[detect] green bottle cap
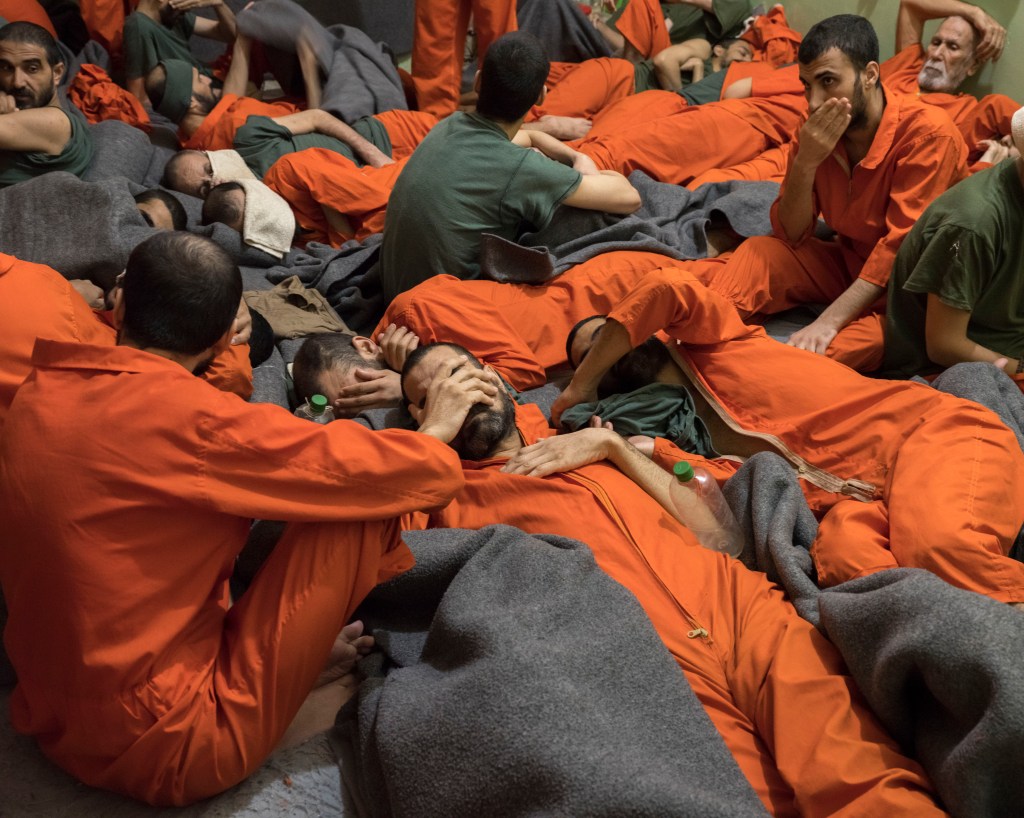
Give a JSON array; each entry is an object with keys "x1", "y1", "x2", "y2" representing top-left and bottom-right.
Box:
[
  {"x1": 310, "y1": 394, "x2": 329, "y2": 416},
  {"x1": 673, "y1": 461, "x2": 694, "y2": 482}
]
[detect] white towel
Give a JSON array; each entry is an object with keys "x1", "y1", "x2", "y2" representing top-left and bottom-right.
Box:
[
  {"x1": 208, "y1": 149, "x2": 258, "y2": 184},
  {"x1": 1012, "y1": 106, "x2": 1024, "y2": 156},
  {"x1": 237, "y1": 179, "x2": 296, "y2": 259}
]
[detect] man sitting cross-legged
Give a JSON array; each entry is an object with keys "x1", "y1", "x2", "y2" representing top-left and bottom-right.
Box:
[{"x1": 0, "y1": 231, "x2": 487, "y2": 806}]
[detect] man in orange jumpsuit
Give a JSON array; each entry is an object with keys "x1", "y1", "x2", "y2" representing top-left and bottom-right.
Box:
[
  {"x1": 0, "y1": 252, "x2": 253, "y2": 428},
  {"x1": 710, "y1": 14, "x2": 967, "y2": 372},
  {"x1": 0, "y1": 232, "x2": 488, "y2": 806},
  {"x1": 400, "y1": 341, "x2": 948, "y2": 817},
  {"x1": 885, "y1": 0, "x2": 1017, "y2": 169},
  {"x1": 573, "y1": 78, "x2": 807, "y2": 186},
  {"x1": 550, "y1": 266, "x2": 1024, "y2": 607},
  {"x1": 290, "y1": 250, "x2": 686, "y2": 417},
  {"x1": 410, "y1": 0, "x2": 517, "y2": 117}
]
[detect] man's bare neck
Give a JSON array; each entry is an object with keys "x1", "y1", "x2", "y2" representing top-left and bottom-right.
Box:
[{"x1": 136, "y1": 0, "x2": 162, "y2": 20}]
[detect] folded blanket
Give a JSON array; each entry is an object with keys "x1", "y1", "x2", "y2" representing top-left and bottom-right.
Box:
[
  {"x1": 337, "y1": 525, "x2": 767, "y2": 817},
  {"x1": 518, "y1": 174, "x2": 780, "y2": 276},
  {"x1": 236, "y1": 0, "x2": 406, "y2": 122}
]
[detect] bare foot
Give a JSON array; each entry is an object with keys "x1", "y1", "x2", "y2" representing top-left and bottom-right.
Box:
[
  {"x1": 317, "y1": 619, "x2": 373, "y2": 687},
  {"x1": 524, "y1": 116, "x2": 593, "y2": 141}
]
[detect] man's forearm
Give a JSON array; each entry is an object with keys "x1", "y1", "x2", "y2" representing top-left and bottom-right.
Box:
[
  {"x1": 605, "y1": 434, "x2": 676, "y2": 514},
  {"x1": 311, "y1": 110, "x2": 390, "y2": 166},
  {"x1": 516, "y1": 129, "x2": 580, "y2": 165},
  {"x1": 775, "y1": 155, "x2": 818, "y2": 244},
  {"x1": 214, "y1": 3, "x2": 237, "y2": 41},
  {"x1": 573, "y1": 319, "x2": 633, "y2": 392},
  {"x1": 222, "y1": 34, "x2": 251, "y2": 97},
  {"x1": 816, "y1": 278, "x2": 885, "y2": 333}
]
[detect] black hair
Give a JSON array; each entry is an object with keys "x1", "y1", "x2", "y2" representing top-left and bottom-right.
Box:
[
  {"x1": 134, "y1": 189, "x2": 188, "y2": 231},
  {"x1": 144, "y1": 64, "x2": 167, "y2": 111},
  {"x1": 0, "y1": 22, "x2": 62, "y2": 68},
  {"x1": 400, "y1": 341, "x2": 480, "y2": 405},
  {"x1": 291, "y1": 332, "x2": 385, "y2": 403},
  {"x1": 201, "y1": 181, "x2": 245, "y2": 231},
  {"x1": 476, "y1": 31, "x2": 549, "y2": 123},
  {"x1": 121, "y1": 232, "x2": 241, "y2": 356},
  {"x1": 160, "y1": 150, "x2": 205, "y2": 193},
  {"x1": 798, "y1": 14, "x2": 879, "y2": 73},
  {"x1": 565, "y1": 314, "x2": 606, "y2": 369}
]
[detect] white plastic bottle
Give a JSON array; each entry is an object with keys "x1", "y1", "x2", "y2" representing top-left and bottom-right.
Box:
[
  {"x1": 669, "y1": 461, "x2": 745, "y2": 558},
  {"x1": 295, "y1": 394, "x2": 335, "y2": 424}
]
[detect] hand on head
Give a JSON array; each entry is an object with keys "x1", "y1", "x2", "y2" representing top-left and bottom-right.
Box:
[{"x1": 412, "y1": 355, "x2": 501, "y2": 443}]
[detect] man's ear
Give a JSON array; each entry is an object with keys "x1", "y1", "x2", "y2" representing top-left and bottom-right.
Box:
[
  {"x1": 111, "y1": 284, "x2": 126, "y2": 328},
  {"x1": 52, "y1": 61, "x2": 66, "y2": 87},
  {"x1": 712, "y1": 45, "x2": 724, "y2": 58},
  {"x1": 352, "y1": 335, "x2": 381, "y2": 358},
  {"x1": 473, "y1": 70, "x2": 481, "y2": 93},
  {"x1": 536, "y1": 85, "x2": 547, "y2": 105},
  {"x1": 864, "y1": 61, "x2": 881, "y2": 90}
]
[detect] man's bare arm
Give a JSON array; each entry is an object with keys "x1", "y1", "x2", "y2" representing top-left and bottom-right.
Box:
[
  {"x1": 174, "y1": 0, "x2": 237, "y2": 42},
  {"x1": 0, "y1": 104, "x2": 70, "y2": 154},
  {"x1": 924, "y1": 294, "x2": 1018, "y2": 375},
  {"x1": 787, "y1": 278, "x2": 884, "y2": 355},
  {"x1": 297, "y1": 32, "x2": 323, "y2": 110},
  {"x1": 896, "y1": 0, "x2": 1006, "y2": 61},
  {"x1": 651, "y1": 39, "x2": 712, "y2": 92},
  {"x1": 272, "y1": 109, "x2": 393, "y2": 167},
  {"x1": 221, "y1": 31, "x2": 252, "y2": 98},
  {"x1": 550, "y1": 318, "x2": 633, "y2": 427}
]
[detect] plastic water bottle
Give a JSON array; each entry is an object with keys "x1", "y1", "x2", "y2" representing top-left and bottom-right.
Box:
[
  {"x1": 295, "y1": 394, "x2": 335, "y2": 424},
  {"x1": 669, "y1": 461, "x2": 745, "y2": 558}
]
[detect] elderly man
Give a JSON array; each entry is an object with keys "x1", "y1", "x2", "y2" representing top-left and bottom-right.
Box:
[
  {"x1": 0, "y1": 232, "x2": 477, "y2": 806},
  {"x1": 400, "y1": 339, "x2": 947, "y2": 817},
  {"x1": 883, "y1": 107, "x2": 1024, "y2": 384},
  {"x1": 709, "y1": 14, "x2": 966, "y2": 371},
  {"x1": 884, "y1": 0, "x2": 1018, "y2": 168},
  {"x1": 0, "y1": 21, "x2": 93, "y2": 187}
]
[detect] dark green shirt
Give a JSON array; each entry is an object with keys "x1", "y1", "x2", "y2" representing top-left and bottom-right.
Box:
[
  {"x1": 661, "y1": 0, "x2": 755, "y2": 45},
  {"x1": 380, "y1": 112, "x2": 582, "y2": 299},
  {"x1": 680, "y1": 66, "x2": 727, "y2": 105},
  {"x1": 632, "y1": 57, "x2": 716, "y2": 95},
  {"x1": 883, "y1": 159, "x2": 1024, "y2": 378},
  {"x1": 123, "y1": 10, "x2": 201, "y2": 80},
  {"x1": 233, "y1": 115, "x2": 392, "y2": 178},
  {"x1": 0, "y1": 104, "x2": 94, "y2": 188}
]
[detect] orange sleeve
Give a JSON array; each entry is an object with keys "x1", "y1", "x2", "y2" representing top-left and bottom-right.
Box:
[
  {"x1": 202, "y1": 341, "x2": 254, "y2": 401},
  {"x1": 957, "y1": 93, "x2": 1020, "y2": 148},
  {"x1": 688, "y1": 143, "x2": 793, "y2": 189},
  {"x1": 650, "y1": 436, "x2": 741, "y2": 485},
  {"x1": 857, "y1": 132, "x2": 967, "y2": 288},
  {"x1": 768, "y1": 156, "x2": 817, "y2": 247},
  {"x1": 749, "y1": 64, "x2": 802, "y2": 98},
  {"x1": 879, "y1": 44, "x2": 925, "y2": 95},
  {"x1": 614, "y1": 0, "x2": 670, "y2": 58},
  {"x1": 607, "y1": 267, "x2": 754, "y2": 348}
]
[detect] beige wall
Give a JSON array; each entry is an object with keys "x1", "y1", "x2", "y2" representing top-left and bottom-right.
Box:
[{"x1": 780, "y1": 0, "x2": 1022, "y2": 99}]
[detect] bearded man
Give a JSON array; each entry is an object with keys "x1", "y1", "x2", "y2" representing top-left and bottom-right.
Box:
[
  {"x1": 708, "y1": 14, "x2": 966, "y2": 372},
  {"x1": 0, "y1": 21, "x2": 93, "y2": 187}
]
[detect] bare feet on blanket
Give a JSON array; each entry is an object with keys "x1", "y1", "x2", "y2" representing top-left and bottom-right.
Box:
[
  {"x1": 527, "y1": 115, "x2": 593, "y2": 141},
  {"x1": 274, "y1": 621, "x2": 374, "y2": 751}
]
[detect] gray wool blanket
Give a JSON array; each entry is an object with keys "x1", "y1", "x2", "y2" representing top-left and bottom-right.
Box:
[
  {"x1": 724, "y1": 447, "x2": 1024, "y2": 816},
  {"x1": 236, "y1": 0, "x2": 406, "y2": 123},
  {"x1": 337, "y1": 525, "x2": 767, "y2": 818},
  {"x1": 0, "y1": 173, "x2": 276, "y2": 288},
  {"x1": 520, "y1": 174, "x2": 780, "y2": 274},
  {"x1": 517, "y1": 0, "x2": 614, "y2": 63}
]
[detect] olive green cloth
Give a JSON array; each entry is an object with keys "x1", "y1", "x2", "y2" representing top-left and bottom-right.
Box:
[
  {"x1": 380, "y1": 112, "x2": 582, "y2": 299},
  {"x1": 883, "y1": 159, "x2": 1024, "y2": 379},
  {"x1": 662, "y1": 0, "x2": 756, "y2": 45},
  {"x1": 560, "y1": 382, "x2": 717, "y2": 458},
  {"x1": 0, "y1": 103, "x2": 93, "y2": 188},
  {"x1": 233, "y1": 114, "x2": 391, "y2": 178},
  {"x1": 154, "y1": 58, "x2": 194, "y2": 124},
  {"x1": 632, "y1": 56, "x2": 716, "y2": 94},
  {"x1": 680, "y1": 67, "x2": 727, "y2": 105},
  {"x1": 123, "y1": 10, "x2": 201, "y2": 81}
]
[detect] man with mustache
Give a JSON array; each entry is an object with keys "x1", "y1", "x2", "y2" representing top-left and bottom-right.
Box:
[
  {"x1": 709, "y1": 14, "x2": 966, "y2": 372},
  {"x1": 399, "y1": 340, "x2": 948, "y2": 817},
  {"x1": 0, "y1": 21, "x2": 93, "y2": 187},
  {"x1": 883, "y1": 1, "x2": 1018, "y2": 170}
]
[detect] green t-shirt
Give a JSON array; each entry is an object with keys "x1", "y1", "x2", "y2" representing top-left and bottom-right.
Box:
[
  {"x1": 233, "y1": 115, "x2": 392, "y2": 178},
  {"x1": 661, "y1": 0, "x2": 755, "y2": 45},
  {"x1": 0, "y1": 104, "x2": 94, "y2": 188},
  {"x1": 632, "y1": 57, "x2": 716, "y2": 95},
  {"x1": 123, "y1": 10, "x2": 201, "y2": 80},
  {"x1": 380, "y1": 112, "x2": 582, "y2": 299},
  {"x1": 679, "y1": 66, "x2": 726, "y2": 105},
  {"x1": 883, "y1": 159, "x2": 1024, "y2": 378}
]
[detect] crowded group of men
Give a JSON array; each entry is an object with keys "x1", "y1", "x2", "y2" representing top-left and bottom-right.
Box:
[{"x1": 1, "y1": 0, "x2": 1023, "y2": 812}]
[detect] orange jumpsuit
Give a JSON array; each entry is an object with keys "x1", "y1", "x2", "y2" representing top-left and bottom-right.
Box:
[
  {"x1": 709, "y1": 88, "x2": 968, "y2": 371},
  {"x1": 264, "y1": 149, "x2": 407, "y2": 245},
  {"x1": 373, "y1": 109, "x2": 439, "y2": 160},
  {"x1": 78, "y1": 0, "x2": 127, "y2": 59},
  {"x1": 0, "y1": 253, "x2": 252, "y2": 427},
  {"x1": 410, "y1": 0, "x2": 517, "y2": 117},
  {"x1": 0, "y1": 339, "x2": 464, "y2": 806},
  {"x1": 410, "y1": 402, "x2": 945, "y2": 817},
  {"x1": 0, "y1": 253, "x2": 112, "y2": 434},
  {"x1": 612, "y1": 267, "x2": 1024, "y2": 604},
  {"x1": 181, "y1": 94, "x2": 302, "y2": 151},
  {"x1": 0, "y1": 0, "x2": 57, "y2": 37},
  {"x1": 527, "y1": 57, "x2": 637, "y2": 122},
  {"x1": 576, "y1": 89, "x2": 807, "y2": 185},
  {"x1": 881, "y1": 44, "x2": 1020, "y2": 160},
  {"x1": 68, "y1": 63, "x2": 150, "y2": 131},
  {"x1": 611, "y1": 0, "x2": 670, "y2": 59},
  {"x1": 372, "y1": 250, "x2": 685, "y2": 388}
]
